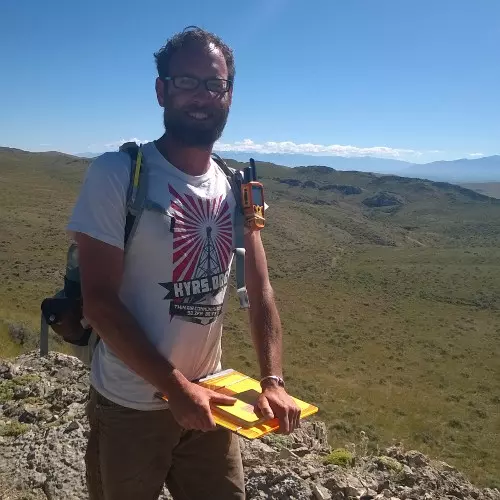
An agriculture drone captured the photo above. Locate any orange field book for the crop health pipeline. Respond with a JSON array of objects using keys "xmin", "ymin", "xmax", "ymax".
[{"xmin": 155, "ymin": 368, "xmax": 319, "ymax": 439}]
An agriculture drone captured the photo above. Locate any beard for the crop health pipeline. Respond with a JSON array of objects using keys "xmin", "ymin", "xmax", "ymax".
[{"xmin": 163, "ymin": 102, "xmax": 229, "ymax": 147}]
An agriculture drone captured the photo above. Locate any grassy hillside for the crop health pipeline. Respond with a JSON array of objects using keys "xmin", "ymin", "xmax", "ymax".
[
  {"xmin": 461, "ymin": 182, "xmax": 500, "ymax": 199},
  {"xmin": 1, "ymin": 148, "xmax": 499, "ymax": 487}
]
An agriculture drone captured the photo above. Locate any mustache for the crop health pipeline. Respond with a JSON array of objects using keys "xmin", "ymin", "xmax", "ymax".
[{"xmin": 182, "ymin": 105, "xmax": 221, "ymax": 114}]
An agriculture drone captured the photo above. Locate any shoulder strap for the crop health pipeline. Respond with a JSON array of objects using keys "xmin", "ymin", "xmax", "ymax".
[
  {"xmin": 211, "ymin": 153, "xmax": 249, "ymax": 309},
  {"xmin": 211, "ymin": 153, "xmax": 243, "ymax": 213},
  {"xmin": 119, "ymin": 142, "xmax": 148, "ymax": 251}
]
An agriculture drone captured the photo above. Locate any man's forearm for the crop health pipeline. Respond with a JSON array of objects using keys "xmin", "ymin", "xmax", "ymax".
[
  {"xmin": 84, "ymin": 294, "xmax": 188, "ymax": 396},
  {"xmin": 248, "ymin": 287, "xmax": 283, "ymax": 379}
]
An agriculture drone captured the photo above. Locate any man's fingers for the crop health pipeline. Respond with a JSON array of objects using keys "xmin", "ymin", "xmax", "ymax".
[
  {"xmin": 258, "ymin": 397, "xmax": 275, "ymax": 419},
  {"xmin": 199, "ymin": 407, "xmax": 217, "ymax": 432},
  {"xmin": 283, "ymin": 411, "xmax": 292, "ymax": 434},
  {"xmin": 295, "ymin": 408, "xmax": 300, "ymax": 429},
  {"xmin": 182, "ymin": 407, "xmax": 217, "ymax": 432},
  {"xmin": 290, "ymin": 412, "xmax": 295, "ymax": 432},
  {"xmin": 205, "ymin": 414, "xmax": 217, "ymax": 431},
  {"xmin": 209, "ymin": 392, "xmax": 237, "ymax": 405},
  {"xmin": 291, "ymin": 407, "xmax": 300, "ymax": 432},
  {"xmin": 279, "ymin": 409, "xmax": 290, "ymax": 434}
]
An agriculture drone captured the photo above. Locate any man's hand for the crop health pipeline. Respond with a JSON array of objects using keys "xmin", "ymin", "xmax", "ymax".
[
  {"xmin": 167, "ymin": 380, "xmax": 237, "ymax": 432},
  {"xmin": 256, "ymin": 385, "xmax": 301, "ymax": 434}
]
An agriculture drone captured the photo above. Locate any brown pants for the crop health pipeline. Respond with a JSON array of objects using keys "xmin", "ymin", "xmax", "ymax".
[{"xmin": 85, "ymin": 387, "xmax": 245, "ymax": 500}]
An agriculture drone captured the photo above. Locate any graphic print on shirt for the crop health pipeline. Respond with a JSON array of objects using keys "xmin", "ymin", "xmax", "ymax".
[{"xmin": 159, "ymin": 185, "xmax": 233, "ymax": 325}]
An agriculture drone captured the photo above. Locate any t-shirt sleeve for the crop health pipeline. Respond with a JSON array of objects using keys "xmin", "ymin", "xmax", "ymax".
[{"xmin": 67, "ymin": 152, "xmax": 131, "ymax": 250}]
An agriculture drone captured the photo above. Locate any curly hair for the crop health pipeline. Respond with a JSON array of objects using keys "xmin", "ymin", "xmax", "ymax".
[{"xmin": 154, "ymin": 26, "xmax": 235, "ymax": 82}]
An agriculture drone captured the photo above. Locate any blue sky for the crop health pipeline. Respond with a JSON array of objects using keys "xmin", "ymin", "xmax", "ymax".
[{"xmin": 1, "ymin": 0, "xmax": 499, "ymax": 163}]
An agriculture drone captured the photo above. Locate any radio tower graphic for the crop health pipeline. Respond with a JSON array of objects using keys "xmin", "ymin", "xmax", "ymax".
[
  {"xmin": 164, "ymin": 185, "xmax": 233, "ymax": 325},
  {"xmin": 168, "ymin": 186, "xmax": 233, "ymax": 286},
  {"xmin": 188, "ymin": 226, "xmax": 222, "ymax": 303}
]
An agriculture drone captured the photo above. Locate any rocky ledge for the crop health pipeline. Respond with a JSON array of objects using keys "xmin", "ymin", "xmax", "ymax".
[{"xmin": 0, "ymin": 352, "xmax": 499, "ymax": 500}]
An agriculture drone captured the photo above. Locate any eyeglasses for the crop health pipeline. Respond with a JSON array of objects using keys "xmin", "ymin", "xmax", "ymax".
[{"xmin": 163, "ymin": 76, "xmax": 232, "ymax": 94}]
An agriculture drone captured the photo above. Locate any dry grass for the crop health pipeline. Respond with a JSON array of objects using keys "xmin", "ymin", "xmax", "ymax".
[{"xmin": 0, "ymin": 148, "xmax": 499, "ymax": 487}]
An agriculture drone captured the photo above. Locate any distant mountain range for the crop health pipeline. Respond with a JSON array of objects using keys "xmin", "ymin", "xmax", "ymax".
[
  {"xmin": 215, "ymin": 152, "xmax": 412, "ymax": 174},
  {"xmin": 26, "ymin": 149, "xmax": 500, "ymax": 184},
  {"xmin": 400, "ymin": 155, "xmax": 500, "ymax": 183},
  {"xmin": 75, "ymin": 152, "xmax": 101, "ymax": 159},
  {"xmin": 220, "ymin": 152, "xmax": 500, "ymax": 183}
]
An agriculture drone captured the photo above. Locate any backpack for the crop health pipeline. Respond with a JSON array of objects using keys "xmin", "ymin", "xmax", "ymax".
[{"xmin": 40, "ymin": 142, "xmax": 248, "ymax": 366}]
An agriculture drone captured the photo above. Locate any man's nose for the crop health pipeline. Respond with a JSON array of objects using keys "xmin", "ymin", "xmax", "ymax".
[{"xmin": 191, "ymin": 82, "xmax": 216, "ymax": 101}]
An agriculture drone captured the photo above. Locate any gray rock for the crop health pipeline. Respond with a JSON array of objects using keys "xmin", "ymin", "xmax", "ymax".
[
  {"xmin": 346, "ymin": 473, "xmax": 364, "ymax": 488},
  {"xmin": 405, "ymin": 450, "xmax": 428, "ymax": 468},
  {"xmin": 345, "ymin": 485, "xmax": 365, "ymax": 497},
  {"xmin": 64, "ymin": 420, "xmax": 80, "ymax": 433},
  {"xmin": 31, "ymin": 471, "xmax": 47, "ymax": 487},
  {"xmin": 313, "ymin": 483, "xmax": 332, "ymax": 500},
  {"xmin": 0, "ymin": 361, "xmax": 13, "ymax": 379},
  {"xmin": 291, "ymin": 446, "xmax": 310, "ymax": 457},
  {"xmin": 279, "ymin": 447, "xmax": 298, "ymax": 460},
  {"xmin": 438, "ymin": 461, "xmax": 457, "ymax": 472},
  {"xmin": 14, "ymin": 385, "xmax": 32, "ymax": 399},
  {"xmin": 360, "ymin": 488, "xmax": 378, "ymax": 499},
  {"xmin": 401, "ymin": 464, "xmax": 416, "ymax": 487},
  {"xmin": 398, "ymin": 485, "xmax": 413, "ymax": 499},
  {"xmin": 377, "ymin": 479, "xmax": 391, "ymax": 493},
  {"xmin": 2, "ymin": 351, "xmax": 500, "ymax": 500},
  {"xmin": 18, "ymin": 410, "xmax": 37, "ymax": 424}
]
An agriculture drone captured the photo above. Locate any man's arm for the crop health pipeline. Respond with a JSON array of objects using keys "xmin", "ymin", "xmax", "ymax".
[
  {"xmin": 244, "ymin": 230, "xmax": 301, "ymax": 433},
  {"xmin": 76, "ymin": 235, "xmax": 236, "ymax": 432},
  {"xmin": 244, "ymin": 230, "xmax": 283, "ymax": 380},
  {"xmin": 76, "ymin": 232, "xmax": 183, "ymax": 394}
]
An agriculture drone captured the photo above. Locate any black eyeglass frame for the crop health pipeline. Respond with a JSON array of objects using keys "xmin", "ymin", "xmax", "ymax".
[{"xmin": 163, "ymin": 76, "xmax": 233, "ymax": 94}]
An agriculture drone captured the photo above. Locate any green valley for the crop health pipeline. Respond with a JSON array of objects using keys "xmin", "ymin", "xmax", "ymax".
[{"xmin": 1, "ymin": 147, "xmax": 499, "ymax": 487}]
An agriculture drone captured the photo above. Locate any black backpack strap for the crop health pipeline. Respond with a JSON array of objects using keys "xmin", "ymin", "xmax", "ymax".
[
  {"xmin": 119, "ymin": 142, "xmax": 148, "ymax": 250},
  {"xmin": 123, "ymin": 144, "xmax": 139, "ymax": 244}
]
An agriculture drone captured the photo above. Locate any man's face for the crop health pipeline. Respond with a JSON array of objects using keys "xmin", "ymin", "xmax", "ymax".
[{"xmin": 156, "ymin": 42, "xmax": 233, "ymax": 148}]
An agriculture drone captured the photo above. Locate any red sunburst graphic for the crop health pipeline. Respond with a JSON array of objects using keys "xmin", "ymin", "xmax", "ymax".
[{"xmin": 169, "ymin": 185, "xmax": 233, "ymax": 283}]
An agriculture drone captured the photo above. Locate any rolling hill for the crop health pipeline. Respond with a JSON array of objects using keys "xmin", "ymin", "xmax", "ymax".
[
  {"xmin": 461, "ymin": 182, "xmax": 500, "ymax": 199},
  {"xmin": 1, "ymin": 147, "xmax": 499, "ymax": 487}
]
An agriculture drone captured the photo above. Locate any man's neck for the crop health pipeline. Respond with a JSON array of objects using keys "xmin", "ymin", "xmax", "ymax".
[{"xmin": 154, "ymin": 134, "xmax": 212, "ymax": 177}]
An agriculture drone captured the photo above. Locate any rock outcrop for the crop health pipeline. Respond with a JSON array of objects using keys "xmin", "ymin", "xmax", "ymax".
[
  {"xmin": 363, "ymin": 192, "xmax": 405, "ymax": 208},
  {"xmin": 277, "ymin": 178, "xmax": 362, "ymax": 195},
  {"xmin": 319, "ymin": 185, "xmax": 362, "ymax": 195},
  {"xmin": 1, "ymin": 352, "xmax": 499, "ymax": 500}
]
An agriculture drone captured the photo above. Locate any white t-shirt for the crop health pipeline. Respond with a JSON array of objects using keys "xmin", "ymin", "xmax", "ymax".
[{"xmin": 67, "ymin": 141, "xmax": 237, "ymax": 410}]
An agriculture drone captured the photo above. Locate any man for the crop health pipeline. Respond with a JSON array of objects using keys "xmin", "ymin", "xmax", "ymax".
[{"xmin": 67, "ymin": 26, "xmax": 300, "ymax": 500}]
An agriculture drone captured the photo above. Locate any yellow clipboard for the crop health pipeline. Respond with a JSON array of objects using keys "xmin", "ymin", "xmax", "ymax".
[{"xmin": 156, "ymin": 369, "xmax": 319, "ymax": 439}]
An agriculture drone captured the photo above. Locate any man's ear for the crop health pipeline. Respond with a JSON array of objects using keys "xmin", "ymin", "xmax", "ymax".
[{"xmin": 156, "ymin": 77, "xmax": 165, "ymax": 107}]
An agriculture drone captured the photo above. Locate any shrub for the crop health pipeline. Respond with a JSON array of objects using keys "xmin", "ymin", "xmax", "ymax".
[
  {"xmin": 377, "ymin": 455, "xmax": 403, "ymax": 473},
  {"xmin": 0, "ymin": 421, "xmax": 29, "ymax": 437},
  {"xmin": 323, "ymin": 448, "xmax": 354, "ymax": 467}
]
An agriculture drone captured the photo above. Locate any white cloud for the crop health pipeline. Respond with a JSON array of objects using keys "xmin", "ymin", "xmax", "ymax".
[
  {"xmin": 104, "ymin": 138, "xmax": 150, "ymax": 150},
  {"xmin": 468, "ymin": 152, "xmax": 484, "ymax": 158},
  {"xmin": 215, "ymin": 138, "xmax": 419, "ymax": 159}
]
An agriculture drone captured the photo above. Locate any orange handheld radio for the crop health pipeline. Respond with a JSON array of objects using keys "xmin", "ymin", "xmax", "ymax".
[{"xmin": 241, "ymin": 158, "xmax": 265, "ymax": 230}]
